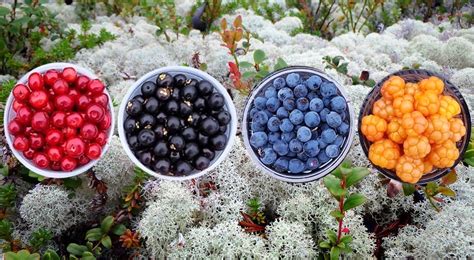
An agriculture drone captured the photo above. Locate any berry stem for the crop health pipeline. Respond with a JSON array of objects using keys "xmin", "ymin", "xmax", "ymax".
[{"xmin": 336, "ymin": 179, "xmax": 346, "ymax": 244}]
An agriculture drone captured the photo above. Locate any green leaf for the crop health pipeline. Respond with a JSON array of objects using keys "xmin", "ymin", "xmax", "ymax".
[
  {"xmin": 337, "ymin": 242, "xmax": 345, "ymax": 248},
  {"xmin": 323, "ymin": 175, "xmax": 345, "ymax": 199},
  {"xmin": 101, "ymin": 235, "xmax": 112, "ymax": 249},
  {"xmin": 340, "ymin": 235, "xmax": 353, "ymax": 244},
  {"xmin": 199, "ymin": 63, "xmax": 208, "ymax": 71},
  {"xmin": 330, "ymin": 210, "xmax": 344, "ymax": 219},
  {"xmin": 239, "ymin": 61, "xmax": 254, "ymax": 68},
  {"xmin": 425, "ymin": 182, "xmax": 438, "ymax": 196},
  {"xmin": 345, "ymin": 167, "xmax": 369, "ymax": 187},
  {"xmin": 351, "ymin": 75, "xmax": 360, "ymax": 85},
  {"xmin": 326, "ymin": 229, "xmax": 337, "ymax": 244},
  {"xmin": 28, "ymin": 171, "xmax": 45, "ymax": 181},
  {"xmin": 81, "ymin": 251, "xmax": 96, "ymax": 260},
  {"xmin": 67, "ymin": 243, "xmax": 88, "ymax": 256},
  {"xmin": 242, "ymin": 71, "xmax": 257, "ymax": 80},
  {"xmin": 273, "ymin": 57, "xmax": 288, "ymax": 71},
  {"xmin": 464, "ymin": 157, "xmax": 474, "ymax": 167},
  {"xmin": 253, "ymin": 49, "xmax": 266, "ymax": 64},
  {"xmin": 365, "ymin": 79, "xmax": 376, "ymax": 87},
  {"xmin": 441, "ymin": 169, "xmax": 457, "ymax": 186},
  {"xmin": 332, "ymin": 56, "xmax": 344, "ymax": 66},
  {"xmin": 255, "ymin": 69, "xmax": 269, "ymax": 79},
  {"xmin": 319, "ymin": 241, "xmax": 331, "ymax": 249},
  {"xmin": 402, "ymin": 183, "xmax": 416, "ymax": 196},
  {"xmin": 336, "ymin": 63, "xmax": 348, "ymax": 74},
  {"xmin": 111, "ymin": 224, "xmax": 127, "ymax": 236},
  {"xmin": 0, "ymin": 6, "xmax": 10, "ymax": 16},
  {"xmin": 330, "ymin": 246, "xmax": 340, "ymax": 260},
  {"xmin": 100, "ymin": 216, "xmax": 114, "ymax": 233},
  {"xmin": 463, "ymin": 149, "xmax": 474, "ymax": 159},
  {"xmin": 437, "ymin": 186, "xmax": 456, "ymax": 197},
  {"xmin": 42, "ymin": 250, "xmax": 60, "ymax": 260},
  {"xmin": 85, "ymin": 228, "xmax": 103, "ymax": 242},
  {"xmin": 5, "ymin": 250, "xmax": 40, "ymax": 260},
  {"xmin": 343, "ymin": 193, "xmax": 366, "ymax": 211}
]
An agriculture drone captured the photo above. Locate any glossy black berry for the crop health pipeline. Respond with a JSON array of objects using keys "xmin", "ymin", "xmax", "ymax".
[
  {"xmin": 181, "ymin": 84, "xmax": 197, "ymax": 101},
  {"xmin": 169, "ymin": 151, "xmax": 181, "ymax": 163},
  {"xmin": 127, "ymin": 135, "xmax": 140, "ymax": 150},
  {"xmin": 165, "ymin": 100, "xmax": 179, "ymax": 114},
  {"xmin": 216, "ymin": 111, "xmax": 231, "ymax": 125},
  {"xmin": 198, "ymin": 133, "xmax": 209, "ymax": 146},
  {"xmin": 184, "ymin": 143, "xmax": 200, "ymax": 160},
  {"xmin": 156, "ymin": 73, "xmax": 174, "ymax": 88},
  {"xmin": 153, "ymin": 141, "xmax": 169, "ymax": 157},
  {"xmin": 182, "ymin": 127, "xmax": 197, "ymax": 141},
  {"xmin": 154, "ymin": 159, "xmax": 170, "ymax": 174},
  {"xmin": 144, "ymin": 97, "xmax": 159, "ymax": 114},
  {"xmin": 124, "ymin": 117, "xmax": 139, "ymax": 133},
  {"xmin": 219, "ymin": 125, "xmax": 227, "ymax": 134},
  {"xmin": 156, "ymin": 87, "xmax": 171, "ymax": 101},
  {"xmin": 141, "ymin": 81, "xmax": 157, "ymax": 97},
  {"xmin": 126, "ymin": 100, "xmax": 143, "ymax": 116},
  {"xmin": 194, "ymin": 97, "xmax": 206, "ymax": 111},
  {"xmin": 167, "ymin": 116, "xmax": 180, "ymax": 133},
  {"xmin": 153, "ymin": 125, "xmax": 167, "ymax": 139},
  {"xmin": 139, "ymin": 114, "xmax": 156, "ymax": 128},
  {"xmin": 179, "ymin": 101, "xmax": 193, "ymax": 117},
  {"xmin": 169, "ymin": 135, "xmax": 185, "ymax": 151},
  {"xmin": 202, "ymin": 148, "xmax": 215, "ymax": 160},
  {"xmin": 195, "ymin": 156, "xmax": 210, "ymax": 170},
  {"xmin": 210, "ymin": 134, "xmax": 227, "ymax": 150},
  {"xmin": 137, "ymin": 129, "xmax": 155, "ymax": 147},
  {"xmin": 197, "ymin": 80, "xmax": 213, "ymax": 96},
  {"xmin": 207, "ymin": 92, "xmax": 225, "ymax": 110},
  {"xmin": 175, "ymin": 161, "xmax": 193, "ymax": 175},
  {"xmin": 156, "ymin": 112, "xmax": 167, "ymax": 124},
  {"xmin": 133, "ymin": 95, "xmax": 145, "ymax": 103},
  {"xmin": 171, "ymin": 88, "xmax": 180, "ymax": 100},
  {"xmin": 174, "ymin": 74, "xmax": 187, "ymax": 88},
  {"xmin": 185, "ymin": 78, "xmax": 198, "ymax": 88},
  {"xmin": 200, "ymin": 117, "xmax": 220, "ymax": 136},
  {"xmin": 139, "ymin": 151, "xmax": 153, "ymax": 166}
]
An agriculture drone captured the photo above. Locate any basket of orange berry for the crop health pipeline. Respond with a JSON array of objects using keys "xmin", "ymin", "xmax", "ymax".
[{"xmin": 358, "ymin": 69, "xmax": 471, "ymax": 184}]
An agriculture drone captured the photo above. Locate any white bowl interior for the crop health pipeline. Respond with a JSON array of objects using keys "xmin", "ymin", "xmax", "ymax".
[
  {"xmin": 118, "ymin": 66, "xmax": 237, "ymax": 181},
  {"xmin": 4, "ymin": 62, "xmax": 115, "ymax": 178}
]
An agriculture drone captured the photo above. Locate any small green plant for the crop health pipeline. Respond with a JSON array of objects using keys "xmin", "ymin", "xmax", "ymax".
[
  {"xmin": 338, "ymin": 0, "xmax": 383, "ymax": 33},
  {"xmin": 0, "ymin": 184, "xmax": 16, "ymax": 210},
  {"xmin": 323, "ymin": 56, "xmax": 375, "ymax": 87},
  {"xmin": 319, "ymin": 161, "xmax": 369, "ymax": 259},
  {"xmin": 239, "ymin": 197, "xmax": 267, "ymax": 233},
  {"xmin": 286, "ymin": 0, "xmax": 337, "ymax": 39},
  {"xmin": 29, "ymin": 228, "xmax": 53, "ymax": 252},
  {"xmin": 4, "ymin": 249, "xmax": 40, "ymax": 260},
  {"xmin": 121, "ymin": 167, "xmax": 149, "ymax": 215}
]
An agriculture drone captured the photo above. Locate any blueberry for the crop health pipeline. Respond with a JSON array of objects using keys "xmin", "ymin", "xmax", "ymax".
[
  {"xmin": 303, "ymin": 140, "xmax": 320, "ymax": 157},
  {"xmin": 197, "ymin": 80, "xmax": 213, "ymax": 95},
  {"xmin": 169, "ymin": 151, "xmax": 181, "ymax": 163},
  {"xmin": 305, "ymin": 75, "xmax": 322, "ymax": 91},
  {"xmin": 319, "ymin": 123, "xmax": 331, "ymax": 132},
  {"xmin": 334, "ymin": 136, "xmax": 344, "ymax": 146},
  {"xmin": 144, "ymin": 97, "xmax": 159, "ymax": 114},
  {"xmin": 219, "ymin": 125, "xmax": 227, "ymax": 134},
  {"xmin": 169, "ymin": 135, "xmax": 185, "ymax": 151},
  {"xmin": 323, "ymin": 97, "xmax": 331, "ymax": 107},
  {"xmin": 309, "ymin": 98, "xmax": 324, "ymax": 112},
  {"xmin": 171, "ymin": 88, "xmax": 180, "ymax": 100},
  {"xmin": 320, "ymin": 82, "xmax": 337, "ymax": 97},
  {"xmin": 297, "ymin": 126, "xmax": 312, "ymax": 142},
  {"xmin": 265, "ymin": 87, "xmax": 277, "ymax": 98},
  {"xmin": 279, "ymin": 119, "xmax": 294, "ymax": 133},
  {"xmin": 289, "ymin": 110, "xmax": 304, "ymax": 125},
  {"xmin": 307, "ymin": 91, "xmax": 318, "ymax": 100},
  {"xmin": 289, "ymin": 139, "xmax": 303, "ymax": 153},
  {"xmin": 207, "ymin": 92, "xmax": 225, "ymax": 109},
  {"xmin": 251, "ymin": 122, "xmax": 266, "ymax": 132},
  {"xmin": 176, "ymin": 161, "xmax": 193, "ymax": 175},
  {"xmin": 154, "ymin": 159, "xmax": 170, "ymax": 174},
  {"xmin": 261, "ymin": 148, "xmax": 277, "ymax": 165},
  {"xmin": 325, "ymin": 144, "xmax": 340, "ymax": 158},
  {"xmin": 306, "ymin": 157, "xmax": 319, "ymax": 171},
  {"xmin": 273, "ymin": 77, "xmax": 286, "ymax": 89},
  {"xmin": 281, "ymin": 132, "xmax": 296, "ymax": 143},
  {"xmin": 141, "ymin": 81, "xmax": 157, "ymax": 97},
  {"xmin": 254, "ymin": 96, "xmax": 268, "ymax": 110},
  {"xmin": 282, "ymin": 98, "xmax": 296, "ymax": 110},
  {"xmin": 267, "ymin": 116, "xmax": 281, "ymax": 132},
  {"xmin": 184, "ymin": 143, "xmax": 200, "ymax": 160},
  {"xmin": 249, "ymin": 108, "xmax": 259, "ymax": 117},
  {"xmin": 217, "ymin": 111, "xmax": 231, "ymax": 125},
  {"xmin": 330, "ymin": 96, "xmax": 347, "ymax": 112},
  {"xmin": 296, "ymin": 97, "xmax": 309, "ymax": 111},
  {"xmin": 304, "ymin": 111, "xmax": 320, "ymax": 128},
  {"xmin": 297, "ymin": 152, "xmax": 308, "ymax": 161},
  {"xmin": 273, "ymin": 157, "xmax": 289, "ymax": 172},
  {"xmin": 286, "ymin": 73, "xmax": 300, "ymax": 87},
  {"xmin": 200, "ymin": 117, "xmax": 220, "ymax": 136},
  {"xmin": 153, "ymin": 141, "xmax": 169, "ymax": 157},
  {"xmin": 289, "ymin": 158, "xmax": 305, "ymax": 173},
  {"xmin": 278, "ymin": 87, "xmax": 294, "ymax": 101},
  {"xmin": 137, "ymin": 129, "xmax": 156, "ymax": 147},
  {"xmin": 321, "ymin": 129, "xmax": 337, "ymax": 144},
  {"xmin": 276, "ymin": 107, "xmax": 289, "ymax": 119},
  {"xmin": 253, "ymin": 111, "xmax": 269, "ymax": 125},
  {"xmin": 326, "ymin": 111, "xmax": 342, "ymax": 128},
  {"xmin": 250, "ymin": 132, "xmax": 268, "ymax": 148},
  {"xmin": 126, "ymin": 100, "xmax": 143, "ymax": 116},
  {"xmin": 173, "ymin": 74, "xmax": 187, "ymax": 88},
  {"xmin": 318, "ymin": 151, "xmax": 330, "ymax": 164},
  {"xmin": 266, "ymin": 97, "xmax": 281, "ymax": 112},
  {"xmin": 319, "ymin": 108, "xmax": 330, "ymax": 122},
  {"xmin": 338, "ymin": 122, "xmax": 350, "ymax": 135},
  {"xmin": 195, "ymin": 156, "xmax": 210, "ymax": 170},
  {"xmin": 317, "ymin": 137, "xmax": 328, "ymax": 149},
  {"xmin": 294, "ymin": 84, "xmax": 308, "ymax": 98},
  {"xmin": 273, "ymin": 140, "xmax": 289, "ymax": 156},
  {"xmin": 210, "ymin": 134, "xmax": 227, "ymax": 150},
  {"xmin": 268, "ymin": 132, "xmax": 281, "ymax": 144}
]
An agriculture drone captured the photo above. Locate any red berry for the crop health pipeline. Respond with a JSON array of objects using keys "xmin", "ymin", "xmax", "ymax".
[
  {"xmin": 52, "ymin": 79, "xmax": 69, "ymax": 95},
  {"xmin": 78, "ymin": 155, "xmax": 90, "ymax": 166},
  {"xmin": 98, "ymin": 112, "xmax": 111, "ymax": 130},
  {"xmin": 13, "ymin": 84, "xmax": 30, "ymax": 102},
  {"xmin": 12, "ymin": 100, "xmax": 24, "ymax": 112},
  {"xmin": 64, "ymin": 137, "xmax": 85, "ymax": 158},
  {"xmin": 87, "ymin": 79, "xmax": 105, "ymax": 96},
  {"xmin": 29, "ymin": 90, "xmax": 49, "ymax": 109},
  {"xmin": 86, "ymin": 104, "xmax": 105, "ymax": 123},
  {"xmin": 77, "ymin": 95, "xmax": 91, "ymax": 111},
  {"xmin": 33, "ymin": 153, "xmax": 49, "ymax": 169},
  {"xmin": 29, "ymin": 133, "xmax": 45, "ymax": 149},
  {"xmin": 45, "ymin": 129, "xmax": 64, "ymax": 146},
  {"xmin": 51, "ymin": 161, "xmax": 61, "ymax": 171},
  {"xmin": 46, "ymin": 146, "xmax": 63, "ymax": 162},
  {"xmin": 43, "ymin": 70, "xmax": 60, "ymax": 86},
  {"xmin": 80, "ymin": 123, "xmax": 98, "ymax": 140},
  {"xmin": 8, "ymin": 119, "xmax": 23, "ymax": 135},
  {"xmin": 61, "ymin": 157, "xmax": 77, "ymax": 171},
  {"xmin": 51, "ymin": 112, "xmax": 67, "ymax": 128},
  {"xmin": 76, "ymin": 75, "xmax": 90, "ymax": 93},
  {"xmin": 93, "ymin": 93, "xmax": 109, "ymax": 108},
  {"xmin": 23, "ymin": 148, "xmax": 35, "ymax": 160},
  {"xmin": 28, "ymin": 72, "xmax": 44, "ymax": 91},
  {"xmin": 41, "ymin": 101, "xmax": 54, "ymax": 113},
  {"xmin": 66, "ymin": 112, "xmax": 84, "ymax": 128},
  {"xmin": 54, "ymin": 95, "xmax": 74, "ymax": 111},
  {"xmin": 16, "ymin": 107, "xmax": 33, "ymax": 125},
  {"xmin": 69, "ymin": 89, "xmax": 79, "ymax": 102},
  {"xmin": 13, "ymin": 135, "xmax": 29, "ymax": 151},
  {"xmin": 86, "ymin": 143, "xmax": 102, "ymax": 160},
  {"xmin": 61, "ymin": 67, "xmax": 77, "ymax": 83},
  {"xmin": 31, "ymin": 112, "xmax": 49, "ymax": 132},
  {"xmin": 96, "ymin": 131, "xmax": 107, "ymax": 146},
  {"xmin": 62, "ymin": 127, "xmax": 77, "ymax": 139}
]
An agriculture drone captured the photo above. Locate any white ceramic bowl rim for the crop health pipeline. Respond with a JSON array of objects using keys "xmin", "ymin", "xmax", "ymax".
[
  {"xmin": 241, "ymin": 66, "xmax": 356, "ymax": 183},
  {"xmin": 117, "ymin": 66, "xmax": 238, "ymax": 181},
  {"xmin": 4, "ymin": 62, "xmax": 115, "ymax": 178}
]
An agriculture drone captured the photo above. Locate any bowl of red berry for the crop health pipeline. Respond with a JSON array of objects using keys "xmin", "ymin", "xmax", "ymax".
[
  {"xmin": 242, "ymin": 66, "xmax": 355, "ymax": 183},
  {"xmin": 118, "ymin": 66, "xmax": 237, "ymax": 181},
  {"xmin": 4, "ymin": 63, "xmax": 114, "ymax": 178}
]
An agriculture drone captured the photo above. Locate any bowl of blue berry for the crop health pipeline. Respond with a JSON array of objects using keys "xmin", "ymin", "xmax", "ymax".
[
  {"xmin": 242, "ymin": 66, "xmax": 355, "ymax": 182},
  {"xmin": 118, "ymin": 66, "xmax": 237, "ymax": 181}
]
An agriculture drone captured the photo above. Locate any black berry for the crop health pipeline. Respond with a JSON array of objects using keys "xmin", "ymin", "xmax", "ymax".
[
  {"xmin": 154, "ymin": 159, "xmax": 170, "ymax": 174},
  {"xmin": 207, "ymin": 92, "xmax": 224, "ymax": 110},
  {"xmin": 195, "ymin": 156, "xmax": 210, "ymax": 170},
  {"xmin": 156, "ymin": 73, "xmax": 174, "ymax": 88},
  {"xmin": 210, "ymin": 134, "xmax": 227, "ymax": 150},
  {"xmin": 182, "ymin": 127, "xmax": 197, "ymax": 141},
  {"xmin": 144, "ymin": 97, "xmax": 159, "ymax": 114},
  {"xmin": 174, "ymin": 74, "xmax": 187, "ymax": 87},
  {"xmin": 139, "ymin": 114, "xmax": 156, "ymax": 128},
  {"xmin": 169, "ymin": 135, "xmax": 185, "ymax": 151},
  {"xmin": 176, "ymin": 161, "xmax": 192, "ymax": 175},
  {"xmin": 126, "ymin": 100, "xmax": 143, "ymax": 116},
  {"xmin": 153, "ymin": 141, "xmax": 169, "ymax": 157},
  {"xmin": 184, "ymin": 143, "xmax": 200, "ymax": 160},
  {"xmin": 141, "ymin": 81, "xmax": 157, "ymax": 97},
  {"xmin": 124, "ymin": 117, "xmax": 139, "ymax": 133},
  {"xmin": 200, "ymin": 117, "xmax": 220, "ymax": 136},
  {"xmin": 197, "ymin": 80, "xmax": 213, "ymax": 96},
  {"xmin": 137, "ymin": 129, "xmax": 155, "ymax": 147}
]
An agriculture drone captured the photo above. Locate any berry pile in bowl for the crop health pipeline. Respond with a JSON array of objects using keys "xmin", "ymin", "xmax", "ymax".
[
  {"xmin": 242, "ymin": 66, "xmax": 355, "ymax": 183},
  {"xmin": 359, "ymin": 70, "xmax": 471, "ymax": 184},
  {"xmin": 4, "ymin": 63, "xmax": 114, "ymax": 178},
  {"xmin": 118, "ymin": 66, "xmax": 237, "ymax": 180}
]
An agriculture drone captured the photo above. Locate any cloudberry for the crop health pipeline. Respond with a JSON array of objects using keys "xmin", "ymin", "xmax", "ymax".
[
  {"xmin": 423, "ymin": 160, "xmax": 433, "ymax": 175},
  {"xmin": 419, "ymin": 76, "xmax": 444, "ymax": 95},
  {"xmin": 372, "ymin": 98, "xmax": 394, "ymax": 120},
  {"xmin": 424, "ymin": 115, "xmax": 451, "ymax": 144},
  {"xmin": 449, "ymin": 118, "xmax": 466, "ymax": 142},
  {"xmin": 361, "ymin": 115, "xmax": 387, "ymax": 142},
  {"xmin": 415, "ymin": 90, "xmax": 440, "ymax": 116},
  {"xmin": 427, "ymin": 140, "xmax": 459, "ymax": 168},
  {"xmin": 401, "ymin": 111, "xmax": 428, "ymax": 137},
  {"xmin": 368, "ymin": 139, "xmax": 401, "ymax": 170},
  {"xmin": 403, "ymin": 135, "xmax": 431, "ymax": 159},
  {"xmin": 381, "ymin": 76, "xmax": 405, "ymax": 100},
  {"xmin": 438, "ymin": 95, "xmax": 461, "ymax": 119},
  {"xmin": 392, "ymin": 95, "xmax": 414, "ymax": 117},
  {"xmin": 396, "ymin": 155, "xmax": 424, "ymax": 184},
  {"xmin": 387, "ymin": 118, "xmax": 407, "ymax": 144},
  {"xmin": 404, "ymin": 82, "xmax": 420, "ymax": 96}
]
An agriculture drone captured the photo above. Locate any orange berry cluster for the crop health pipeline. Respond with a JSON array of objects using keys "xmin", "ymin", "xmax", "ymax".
[{"xmin": 361, "ymin": 76, "xmax": 466, "ymax": 184}]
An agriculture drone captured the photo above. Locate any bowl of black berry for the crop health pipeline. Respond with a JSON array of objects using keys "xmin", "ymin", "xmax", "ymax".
[
  {"xmin": 118, "ymin": 66, "xmax": 237, "ymax": 180},
  {"xmin": 242, "ymin": 66, "xmax": 355, "ymax": 183}
]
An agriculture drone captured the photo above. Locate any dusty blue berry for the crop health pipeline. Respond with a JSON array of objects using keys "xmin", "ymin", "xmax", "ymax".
[
  {"xmin": 250, "ymin": 132, "xmax": 268, "ymax": 148},
  {"xmin": 304, "ymin": 111, "xmax": 320, "ymax": 128},
  {"xmin": 265, "ymin": 87, "xmax": 277, "ymax": 98},
  {"xmin": 280, "ymin": 119, "xmax": 294, "ymax": 133},
  {"xmin": 317, "ymin": 137, "xmax": 328, "ymax": 149},
  {"xmin": 267, "ymin": 116, "xmax": 281, "ymax": 132},
  {"xmin": 273, "ymin": 140, "xmax": 289, "ymax": 156},
  {"xmin": 326, "ymin": 111, "xmax": 342, "ymax": 128},
  {"xmin": 294, "ymin": 84, "xmax": 308, "ymax": 98},
  {"xmin": 338, "ymin": 122, "xmax": 350, "ymax": 135},
  {"xmin": 278, "ymin": 87, "xmax": 294, "ymax": 101},
  {"xmin": 303, "ymin": 140, "xmax": 320, "ymax": 157},
  {"xmin": 306, "ymin": 157, "xmax": 319, "ymax": 171},
  {"xmin": 254, "ymin": 96, "xmax": 267, "ymax": 110},
  {"xmin": 325, "ymin": 144, "xmax": 340, "ymax": 158},
  {"xmin": 276, "ymin": 107, "xmax": 289, "ymax": 119},
  {"xmin": 320, "ymin": 82, "xmax": 337, "ymax": 97},
  {"xmin": 251, "ymin": 122, "xmax": 265, "ymax": 131},
  {"xmin": 330, "ymin": 96, "xmax": 346, "ymax": 112},
  {"xmin": 268, "ymin": 132, "xmax": 281, "ymax": 144},
  {"xmin": 321, "ymin": 129, "xmax": 337, "ymax": 144},
  {"xmin": 305, "ymin": 75, "xmax": 322, "ymax": 91},
  {"xmin": 289, "ymin": 158, "xmax": 305, "ymax": 173},
  {"xmin": 281, "ymin": 132, "xmax": 295, "ymax": 143},
  {"xmin": 286, "ymin": 73, "xmax": 300, "ymax": 87},
  {"xmin": 273, "ymin": 157, "xmax": 289, "ymax": 172},
  {"xmin": 334, "ymin": 136, "xmax": 344, "ymax": 146},
  {"xmin": 283, "ymin": 98, "xmax": 296, "ymax": 110},
  {"xmin": 296, "ymin": 97, "xmax": 309, "ymax": 111},
  {"xmin": 289, "ymin": 139, "xmax": 303, "ymax": 153},
  {"xmin": 261, "ymin": 148, "xmax": 277, "ymax": 165},
  {"xmin": 309, "ymin": 98, "xmax": 324, "ymax": 112},
  {"xmin": 319, "ymin": 108, "xmax": 330, "ymax": 122},
  {"xmin": 289, "ymin": 110, "xmax": 304, "ymax": 125},
  {"xmin": 273, "ymin": 77, "xmax": 286, "ymax": 89},
  {"xmin": 266, "ymin": 97, "xmax": 281, "ymax": 112},
  {"xmin": 297, "ymin": 126, "xmax": 312, "ymax": 142},
  {"xmin": 253, "ymin": 111, "xmax": 268, "ymax": 125},
  {"xmin": 318, "ymin": 150, "xmax": 330, "ymax": 164}
]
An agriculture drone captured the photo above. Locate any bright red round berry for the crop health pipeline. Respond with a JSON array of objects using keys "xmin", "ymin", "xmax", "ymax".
[
  {"xmin": 54, "ymin": 95, "xmax": 74, "ymax": 111},
  {"xmin": 86, "ymin": 104, "xmax": 105, "ymax": 123},
  {"xmin": 43, "ymin": 70, "xmax": 60, "ymax": 86},
  {"xmin": 65, "ymin": 137, "xmax": 85, "ymax": 158},
  {"xmin": 69, "ymin": 89, "xmax": 79, "ymax": 102},
  {"xmin": 16, "ymin": 106, "xmax": 33, "ymax": 125},
  {"xmin": 52, "ymin": 78, "xmax": 69, "ymax": 95},
  {"xmin": 12, "ymin": 100, "xmax": 24, "ymax": 112},
  {"xmin": 8, "ymin": 119, "xmax": 23, "ymax": 135},
  {"xmin": 77, "ymin": 95, "xmax": 91, "ymax": 111},
  {"xmin": 66, "ymin": 113, "xmax": 84, "ymax": 128},
  {"xmin": 61, "ymin": 157, "xmax": 77, "ymax": 171},
  {"xmin": 33, "ymin": 153, "xmax": 49, "ymax": 169},
  {"xmin": 31, "ymin": 111, "xmax": 49, "ymax": 132},
  {"xmin": 29, "ymin": 90, "xmax": 49, "ymax": 109},
  {"xmin": 62, "ymin": 127, "xmax": 77, "ymax": 139},
  {"xmin": 87, "ymin": 79, "xmax": 105, "ymax": 96},
  {"xmin": 61, "ymin": 67, "xmax": 77, "ymax": 83},
  {"xmin": 23, "ymin": 148, "xmax": 35, "ymax": 160},
  {"xmin": 93, "ymin": 93, "xmax": 108, "ymax": 108},
  {"xmin": 46, "ymin": 147, "xmax": 63, "ymax": 162},
  {"xmin": 29, "ymin": 133, "xmax": 45, "ymax": 149},
  {"xmin": 98, "ymin": 112, "xmax": 111, "ymax": 130},
  {"xmin": 78, "ymin": 155, "xmax": 90, "ymax": 166},
  {"xmin": 13, "ymin": 135, "xmax": 29, "ymax": 151},
  {"xmin": 13, "ymin": 84, "xmax": 30, "ymax": 102},
  {"xmin": 86, "ymin": 143, "xmax": 102, "ymax": 160},
  {"xmin": 51, "ymin": 112, "xmax": 67, "ymax": 128},
  {"xmin": 28, "ymin": 72, "xmax": 44, "ymax": 91},
  {"xmin": 45, "ymin": 129, "xmax": 64, "ymax": 146},
  {"xmin": 76, "ymin": 75, "xmax": 90, "ymax": 93},
  {"xmin": 96, "ymin": 131, "xmax": 107, "ymax": 146},
  {"xmin": 41, "ymin": 101, "xmax": 54, "ymax": 113},
  {"xmin": 51, "ymin": 161, "xmax": 61, "ymax": 171},
  {"xmin": 80, "ymin": 123, "xmax": 99, "ymax": 140}
]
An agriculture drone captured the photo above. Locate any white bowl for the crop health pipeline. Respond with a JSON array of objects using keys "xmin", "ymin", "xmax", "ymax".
[
  {"xmin": 118, "ymin": 66, "xmax": 237, "ymax": 181},
  {"xmin": 4, "ymin": 62, "xmax": 115, "ymax": 178}
]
